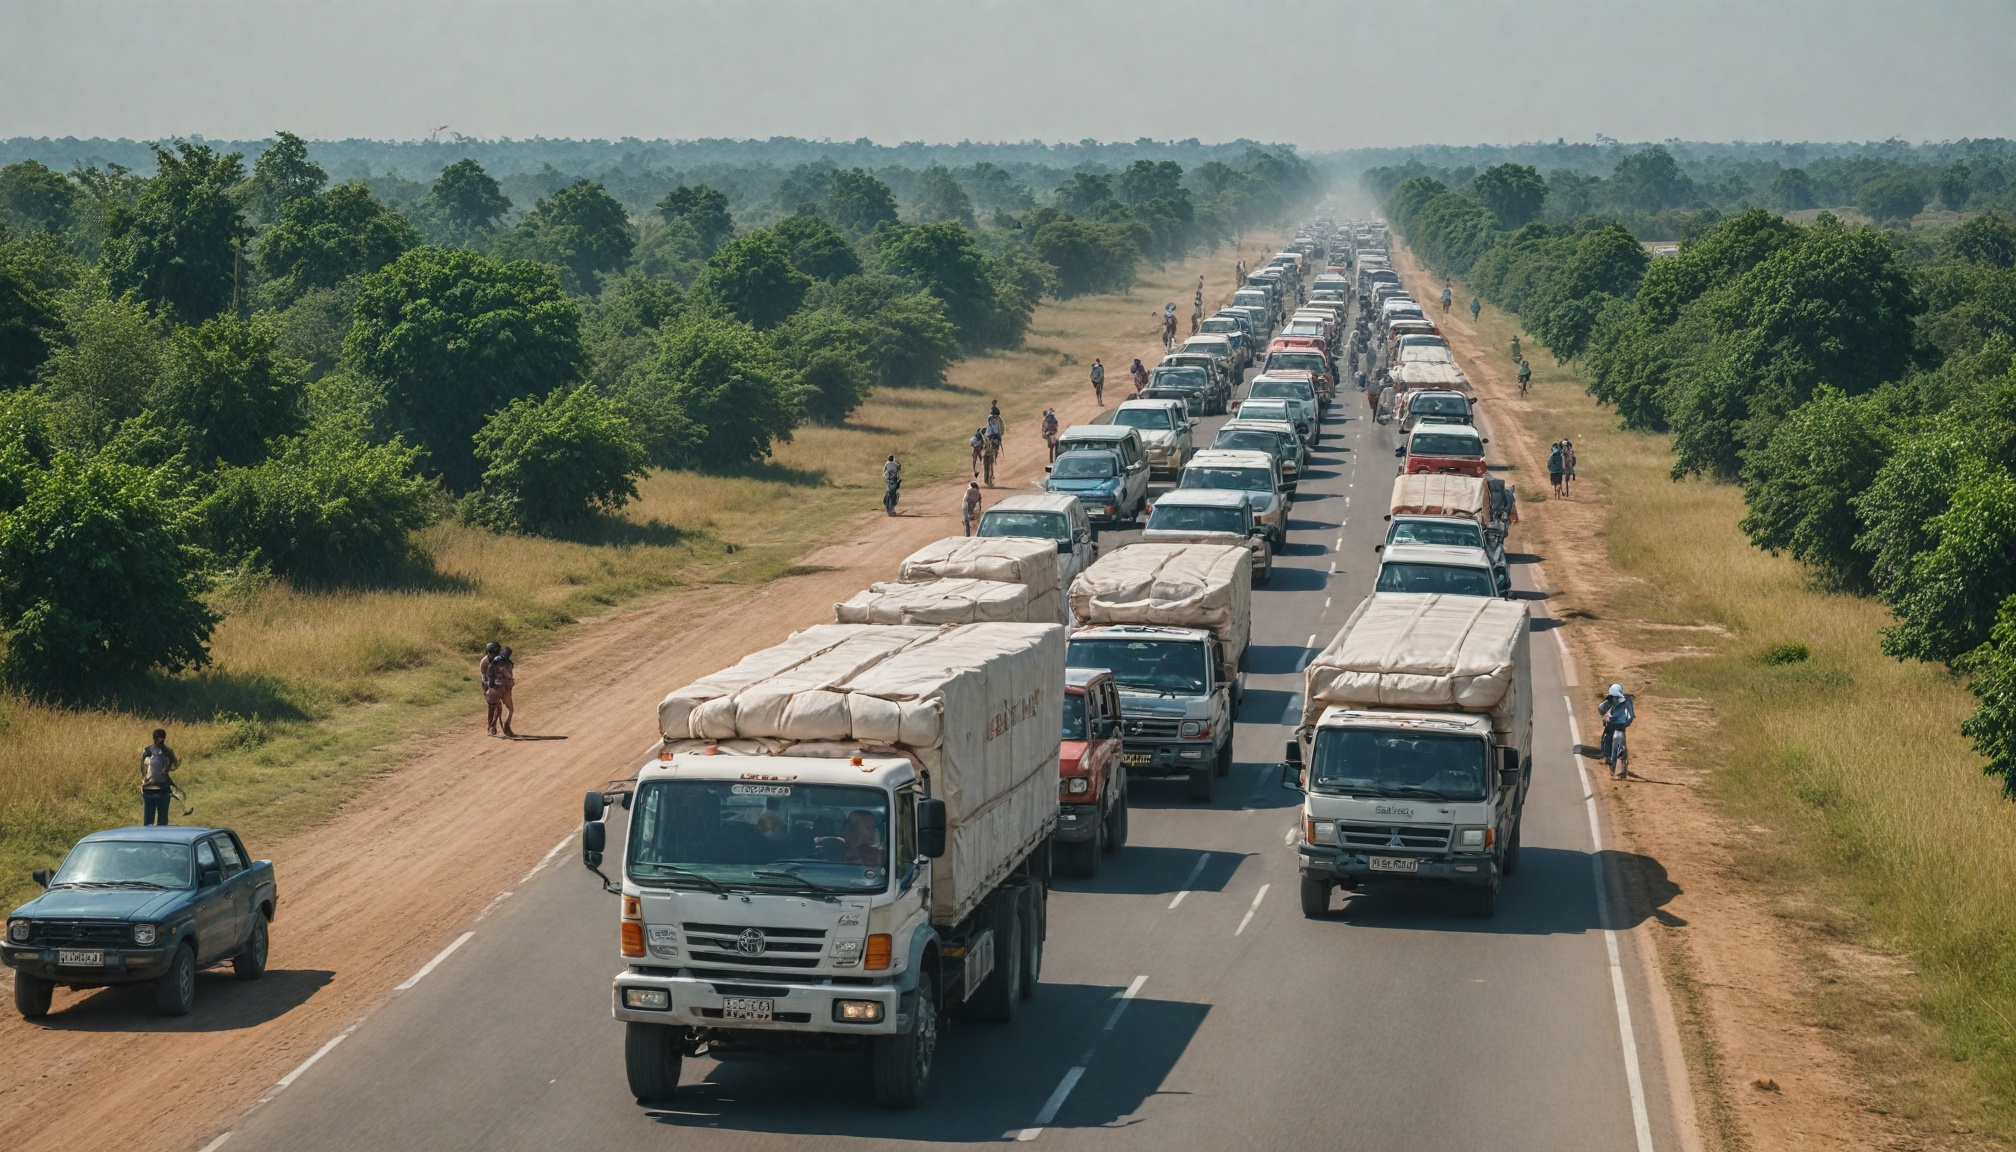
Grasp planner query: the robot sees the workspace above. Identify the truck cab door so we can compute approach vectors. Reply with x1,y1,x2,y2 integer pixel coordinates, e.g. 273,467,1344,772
191,838,232,964
892,788,930,943
212,834,254,946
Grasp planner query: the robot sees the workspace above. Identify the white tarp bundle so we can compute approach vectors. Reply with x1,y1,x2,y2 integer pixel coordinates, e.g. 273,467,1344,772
1303,594,1530,735
834,578,1036,625
1394,361,1468,388
1069,543,1252,667
1388,474,1489,525
656,623,1063,926
899,536,1065,624
1397,344,1456,365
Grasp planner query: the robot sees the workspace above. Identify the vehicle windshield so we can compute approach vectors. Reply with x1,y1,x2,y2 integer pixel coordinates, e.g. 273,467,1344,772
1409,432,1483,457
1201,319,1241,333
1182,342,1226,356
1283,322,1325,336
1250,379,1314,401
1050,452,1117,479
1265,353,1326,375
1239,402,1294,423
1213,429,1286,457
1232,293,1268,307
1310,728,1487,800
51,840,192,889
1061,693,1087,740
1148,504,1247,534
1376,562,1497,597
1181,467,1271,493
1144,390,1200,415
1388,519,1485,548
1149,367,1208,389
1411,394,1470,417
979,510,1071,544
1112,408,1176,431
1069,638,1208,696
627,780,892,893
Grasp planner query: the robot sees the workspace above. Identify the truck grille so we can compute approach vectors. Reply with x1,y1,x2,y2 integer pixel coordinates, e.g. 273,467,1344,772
1335,823,1452,852
31,920,129,945
683,923,828,969
1123,717,1182,740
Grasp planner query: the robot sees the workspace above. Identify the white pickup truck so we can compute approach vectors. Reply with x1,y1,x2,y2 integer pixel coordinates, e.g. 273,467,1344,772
585,623,1063,1108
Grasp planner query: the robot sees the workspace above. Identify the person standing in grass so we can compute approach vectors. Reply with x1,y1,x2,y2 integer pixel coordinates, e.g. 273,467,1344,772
480,641,503,734
140,729,179,827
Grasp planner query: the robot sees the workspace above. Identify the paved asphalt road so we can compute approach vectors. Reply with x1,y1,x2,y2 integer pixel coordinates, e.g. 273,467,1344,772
216,317,1685,1152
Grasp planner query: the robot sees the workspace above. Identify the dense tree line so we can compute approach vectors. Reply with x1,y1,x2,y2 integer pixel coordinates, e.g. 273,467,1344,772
0,135,1315,696
1387,172,2016,796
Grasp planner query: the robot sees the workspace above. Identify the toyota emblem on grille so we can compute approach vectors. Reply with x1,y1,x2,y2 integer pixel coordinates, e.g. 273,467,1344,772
736,928,767,956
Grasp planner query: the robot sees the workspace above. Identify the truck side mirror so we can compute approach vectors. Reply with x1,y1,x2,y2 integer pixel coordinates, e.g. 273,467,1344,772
199,865,222,888
1395,446,1406,458
1280,740,1305,791
31,868,50,888
917,798,948,859
581,820,607,869
1373,543,1383,552
1498,748,1522,789
584,790,606,823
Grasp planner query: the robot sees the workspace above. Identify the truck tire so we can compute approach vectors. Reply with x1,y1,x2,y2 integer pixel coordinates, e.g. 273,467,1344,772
233,917,269,981
1467,882,1500,919
13,970,52,1019
872,970,938,1108
1103,786,1128,852
1214,739,1233,778
967,898,1023,1023
1300,877,1331,919
154,943,196,1017
1019,888,1043,1000
1188,766,1213,803
625,1021,684,1103
1059,830,1102,879
1502,822,1522,877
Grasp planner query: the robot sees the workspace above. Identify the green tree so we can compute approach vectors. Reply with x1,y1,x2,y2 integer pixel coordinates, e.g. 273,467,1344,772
874,222,996,349
419,158,511,242
913,166,976,228
771,308,873,425
813,274,962,390
620,313,803,471
1936,162,1973,212
581,273,687,391
100,142,251,322
0,161,80,234
958,163,1032,213
241,131,327,224
770,212,860,281
498,180,636,294
1524,223,1648,360
1857,176,1927,224
1738,386,1893,590
654,184,734,254
692,230,812,330
257,181,419,305
1469,163,1548,229
1117,160,1184,207
822,170,898,238
1942,211,2016,268
1770,168,1817,211
0,451,215,696
0,248,57,388
1053,172,1115,216
343,246,583,490
38,290,165,440
145,313,307,466
1960,597,2016,796
1608,147,1695,213
1880,462,2016,663
1032,218,1137,297
471,385,646,531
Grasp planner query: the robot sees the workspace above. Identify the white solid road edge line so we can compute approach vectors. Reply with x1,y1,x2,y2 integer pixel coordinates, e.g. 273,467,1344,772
196,1134,232,1152
395,931,475,992
1235,883,1270,936
1167,854,1211,909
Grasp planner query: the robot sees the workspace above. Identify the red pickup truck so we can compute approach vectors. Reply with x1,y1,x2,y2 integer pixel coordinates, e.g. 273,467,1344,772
1398,425,1489,478
1056,668,1129,877
1261,338,1335,397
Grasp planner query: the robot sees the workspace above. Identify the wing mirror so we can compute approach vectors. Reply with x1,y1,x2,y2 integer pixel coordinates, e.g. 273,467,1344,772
31,869,50,888
1394,446,1406,458
1280,740,1305,791
918,797,948,859
199,865,222,888
1498,748,1522,790
1373,543,1383,552
581,820,606,868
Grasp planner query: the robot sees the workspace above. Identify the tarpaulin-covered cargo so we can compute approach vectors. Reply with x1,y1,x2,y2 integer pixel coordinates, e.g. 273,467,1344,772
656,623,1064,927
1393,361,1468,389
1397,344,1456,365
1069,543,1251,672
1303,594,1531,740
834,578,1037,626
1388,474,1490,526
898,536,1065,625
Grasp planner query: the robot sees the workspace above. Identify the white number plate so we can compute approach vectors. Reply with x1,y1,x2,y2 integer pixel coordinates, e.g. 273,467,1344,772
721,997,774,1022
1368,856,1419,874
57,949,104,966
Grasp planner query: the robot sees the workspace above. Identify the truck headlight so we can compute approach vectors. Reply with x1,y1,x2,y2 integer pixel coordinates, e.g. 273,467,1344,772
6,919,29,943
1065,777,1091,795
1179,720,1211,739
132,923,157,946
1456,826,1490,851
834,999,883,1023
1305,818,1338,845
622,987,671,1010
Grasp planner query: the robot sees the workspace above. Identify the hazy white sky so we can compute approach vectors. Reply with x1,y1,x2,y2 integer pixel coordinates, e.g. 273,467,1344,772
4,0,2013,149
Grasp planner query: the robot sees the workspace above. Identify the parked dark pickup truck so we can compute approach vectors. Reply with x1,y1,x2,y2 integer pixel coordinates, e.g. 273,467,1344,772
4,826,277,1018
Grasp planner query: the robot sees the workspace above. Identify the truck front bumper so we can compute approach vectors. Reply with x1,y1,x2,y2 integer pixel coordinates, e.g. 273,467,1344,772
1297,846,1500,887
1122,740,1215,778
612,969,907,1036
3,943,172,985
1054,800,1106,843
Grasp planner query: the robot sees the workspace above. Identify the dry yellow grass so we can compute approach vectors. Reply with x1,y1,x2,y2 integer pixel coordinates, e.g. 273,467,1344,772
0,239,1279,900
1469,295,2016,1138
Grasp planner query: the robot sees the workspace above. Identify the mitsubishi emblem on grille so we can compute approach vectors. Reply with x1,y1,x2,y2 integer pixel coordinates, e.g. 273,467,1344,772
736,928,767,956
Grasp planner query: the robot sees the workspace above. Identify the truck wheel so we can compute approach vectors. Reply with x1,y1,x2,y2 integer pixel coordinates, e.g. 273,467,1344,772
1214,739,1233,778
13,970,53,1019
1467,883,1500,919
1103,786,1128,852
1502,822,1522,877
624,1021,684,1103
1187,767,1214,803
1019,888,1043,1000
1059,832,1102,879
968,898,1023,1023
233,917,269,981
1300,877,1331,919
154,943,196,1017
872,970,938,1108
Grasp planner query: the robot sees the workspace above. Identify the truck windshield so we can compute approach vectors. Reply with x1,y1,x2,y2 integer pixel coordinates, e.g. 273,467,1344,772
1376,563,1497,597
1148,505,1247,534
1112,408,1175,431
1061,693,1088,740
979,510,1071,544
1410,394,1469,417
627,780,892,893
1181,467,1272,493
1050,452,1117,479
1069,638,1208,696
1388,519,1485,548
1310,729,1487,800
52,841,192,889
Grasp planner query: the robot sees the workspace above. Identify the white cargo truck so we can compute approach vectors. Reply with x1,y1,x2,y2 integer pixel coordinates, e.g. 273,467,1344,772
582,623,1063,1108
1283,594,1532,918
1067,543,1251,803
835,578,1041,625
899,536,1067,625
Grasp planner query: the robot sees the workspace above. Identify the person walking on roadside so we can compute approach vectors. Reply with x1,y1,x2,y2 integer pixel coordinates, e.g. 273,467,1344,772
882,454,902,515
1440,285,1453,312
1511,334,1522,363
986,402,1005,450
489,647,518,738
1517,359,1532,394
1469,296,1482,322
1129,358,1148,396
1563,440,1578,496
970,426,989,478
978,431,999,487
480,641,506,734
140,728,180,826
1547,440,1566,497
1040,408,1060,461
1089,359,1106,406
962,482,983,536
1235,258,1246,285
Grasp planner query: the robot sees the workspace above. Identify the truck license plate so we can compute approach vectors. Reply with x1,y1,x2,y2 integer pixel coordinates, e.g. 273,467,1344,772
1368,856,1419,874
721,997,774,1022
57,950,104,966
1122,751,1149,767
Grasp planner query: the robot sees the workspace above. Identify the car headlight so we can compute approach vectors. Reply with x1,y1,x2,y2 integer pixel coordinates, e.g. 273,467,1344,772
1456,826,1490,851
6,919,29,943
1179,720,1211,739
132,923,157,946
1305,818,1338,845
1065,777,1091,795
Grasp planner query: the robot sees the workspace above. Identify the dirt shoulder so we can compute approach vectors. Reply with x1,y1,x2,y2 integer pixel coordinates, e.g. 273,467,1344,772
1393,247,1961,1152
0,275,1213,1152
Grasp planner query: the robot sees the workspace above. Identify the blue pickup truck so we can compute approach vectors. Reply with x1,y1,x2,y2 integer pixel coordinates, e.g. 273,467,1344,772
3,826,278,1018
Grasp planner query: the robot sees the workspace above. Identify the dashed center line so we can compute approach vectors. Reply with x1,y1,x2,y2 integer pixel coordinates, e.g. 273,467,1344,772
1015,976,1148,1141
1167,854,1211,908
1235,884,1271,935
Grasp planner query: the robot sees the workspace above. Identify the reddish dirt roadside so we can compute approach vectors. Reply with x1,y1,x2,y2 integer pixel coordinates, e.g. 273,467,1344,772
0,315,1173,1152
